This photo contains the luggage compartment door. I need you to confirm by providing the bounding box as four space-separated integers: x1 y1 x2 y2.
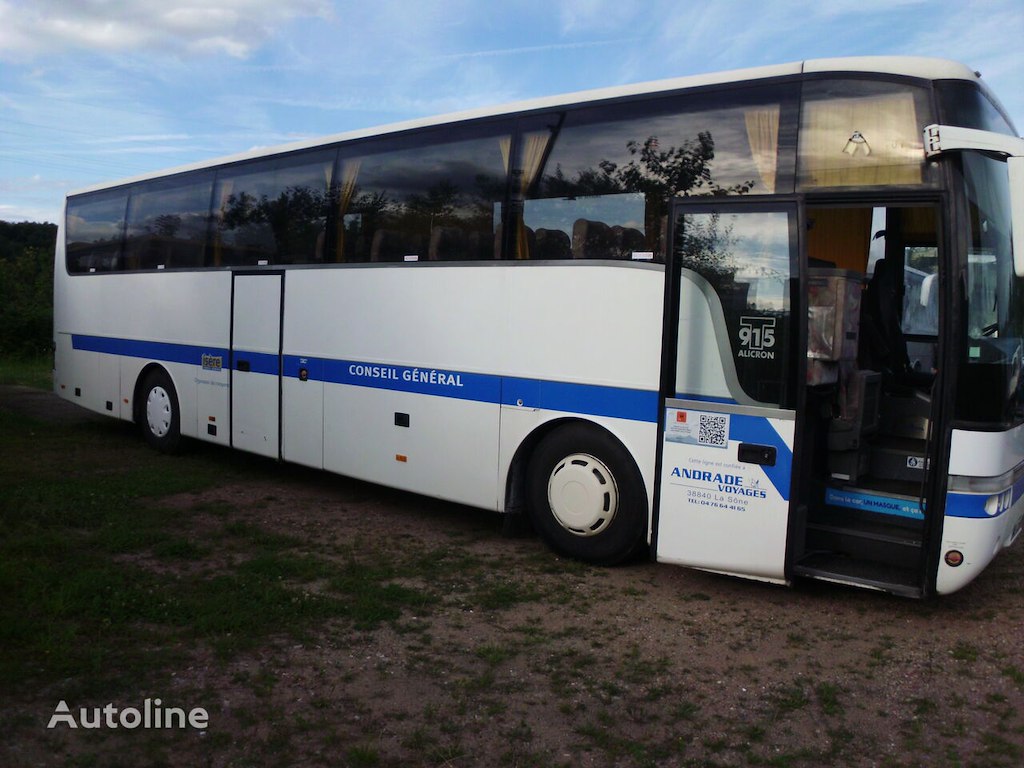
231 272 283 459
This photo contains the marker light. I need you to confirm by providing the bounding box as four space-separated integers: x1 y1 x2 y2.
944 550 964 567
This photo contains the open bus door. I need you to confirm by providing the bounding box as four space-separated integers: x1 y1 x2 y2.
654 198 947 597
654 200 801 584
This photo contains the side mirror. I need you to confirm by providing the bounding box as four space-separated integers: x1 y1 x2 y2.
1009 156 1024 278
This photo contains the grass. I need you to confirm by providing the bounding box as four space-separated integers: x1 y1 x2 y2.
3 366 1024 767
0 352 51 389
0 403 438 695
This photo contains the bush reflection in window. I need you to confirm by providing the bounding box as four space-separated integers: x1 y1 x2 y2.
334 128 509 263
516 88 794 261
213 151 335 266
675 210 793 406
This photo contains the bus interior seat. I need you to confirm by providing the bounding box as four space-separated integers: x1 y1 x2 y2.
828 367 881 452
613 225 646 259
858 256 934 448
859 257 934 391
571 219 646 259
466 230 496 260
572 219 615 259
534 228 571 259
519 225 537 259
371 229 422 262
428 227 467 260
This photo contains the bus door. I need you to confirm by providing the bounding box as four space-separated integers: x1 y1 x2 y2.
655 200 801 583
231 271 284 459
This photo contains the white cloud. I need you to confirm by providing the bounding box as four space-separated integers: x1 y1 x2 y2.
2 0 1021 226
0 0 331 61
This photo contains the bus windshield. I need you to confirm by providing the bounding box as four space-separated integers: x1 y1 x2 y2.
957 152 1024 425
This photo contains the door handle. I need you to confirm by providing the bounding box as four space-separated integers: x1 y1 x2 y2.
236 359 251 372
738 443 776 466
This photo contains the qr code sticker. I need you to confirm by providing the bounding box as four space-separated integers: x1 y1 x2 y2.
698 413 729 448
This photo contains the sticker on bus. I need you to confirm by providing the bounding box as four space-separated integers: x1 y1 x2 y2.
665 408 729 449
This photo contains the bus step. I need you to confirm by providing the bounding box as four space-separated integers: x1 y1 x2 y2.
793 555 922 598
806 521 922 548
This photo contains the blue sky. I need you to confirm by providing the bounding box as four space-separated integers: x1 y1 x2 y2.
1 0 1021 223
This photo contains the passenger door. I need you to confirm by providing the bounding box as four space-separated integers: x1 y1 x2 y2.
231 271 283 458
655 200 800 582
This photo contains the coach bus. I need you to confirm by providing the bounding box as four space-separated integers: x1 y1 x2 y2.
54 57 1024 597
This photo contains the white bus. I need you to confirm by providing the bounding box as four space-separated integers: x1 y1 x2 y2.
54 57 1024 597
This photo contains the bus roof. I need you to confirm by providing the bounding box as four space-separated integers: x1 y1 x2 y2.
69 56 983 197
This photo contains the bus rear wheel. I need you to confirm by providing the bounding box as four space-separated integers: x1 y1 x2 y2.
527 423 647 565
138 369 182 454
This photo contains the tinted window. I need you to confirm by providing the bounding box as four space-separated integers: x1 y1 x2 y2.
956 154 1024 425
124 172 214 269
516 85 798 261
675 207 796 406
935 80 1017 135
798 79 936 189
66 189 128 273
212 149 337 266
335 123 510 263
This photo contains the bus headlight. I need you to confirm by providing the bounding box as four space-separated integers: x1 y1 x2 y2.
984 489 1013 517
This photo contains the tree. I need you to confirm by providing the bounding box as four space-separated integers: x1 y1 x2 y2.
0 221 56 357
611 134 753 200
152 214 182 238
540 132 754 202
0 221 57 261
220 186 329 259
536 132 751 271
0 240 55 356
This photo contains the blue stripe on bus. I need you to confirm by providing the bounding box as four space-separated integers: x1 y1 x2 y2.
72 334 228 366
319 358 503 404
503 377 660 422
944 494 992 519
728 413 793 501
73 334 658 423
944 472 1024 519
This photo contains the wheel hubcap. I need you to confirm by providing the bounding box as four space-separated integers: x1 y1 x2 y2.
547 453 618 536
146 386 172 438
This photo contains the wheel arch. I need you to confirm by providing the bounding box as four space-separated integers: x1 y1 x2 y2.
132 362 176 425
503 416 649 518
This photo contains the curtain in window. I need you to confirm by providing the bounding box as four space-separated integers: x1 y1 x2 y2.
512 132 550 259
211 179 234 266
745 106 780 194
799 92 922 187
333 159 361 262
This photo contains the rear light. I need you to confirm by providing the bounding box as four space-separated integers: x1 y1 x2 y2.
944 550 964 567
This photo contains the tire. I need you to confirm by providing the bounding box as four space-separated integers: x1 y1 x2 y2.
527 423 648 565
138 369 182 453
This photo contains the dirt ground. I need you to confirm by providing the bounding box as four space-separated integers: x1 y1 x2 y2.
3 385 1024 767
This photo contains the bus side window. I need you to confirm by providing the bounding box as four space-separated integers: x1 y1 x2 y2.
340 123 511 263
65 190 128 273
212 149 336 267
516 84 798 262
124 172 214 270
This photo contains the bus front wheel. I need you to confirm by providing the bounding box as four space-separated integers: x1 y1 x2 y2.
527 423 647 565
139 369 182 454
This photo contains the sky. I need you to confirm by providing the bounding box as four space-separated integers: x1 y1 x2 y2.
1 0 1021 224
